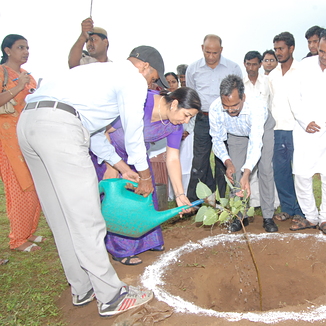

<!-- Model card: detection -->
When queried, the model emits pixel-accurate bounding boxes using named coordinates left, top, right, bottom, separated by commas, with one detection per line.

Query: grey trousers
left=17, top=107, right=125, bottom=303
left=227, top=111, right=275, bottom=219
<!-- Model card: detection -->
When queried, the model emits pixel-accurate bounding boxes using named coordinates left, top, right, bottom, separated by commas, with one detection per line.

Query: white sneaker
left=72, top=288, right=96, bottom=306
left=97, top=285, right=153, bottom=317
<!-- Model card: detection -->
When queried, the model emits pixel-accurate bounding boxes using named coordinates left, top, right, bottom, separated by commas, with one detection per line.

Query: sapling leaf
left=229, top=197, right=234, bottom=207
left=224, top=175, right=234, bottom=189
left=232, top=206, right=240, bottom=215
left=247, top=206, right=255, bottom=217
left=202, top=207, right=218, bottom=225
left=196, top=181, right=212, bottom=199
left=215, top=185, right=220, bottom=202
left=234, top=199, right=242, bottom=208
left=220, top=197, right=229, bottom=207
left=195, top=206, right=208, bottom=222
left=218, top=210, right=229, bottom=223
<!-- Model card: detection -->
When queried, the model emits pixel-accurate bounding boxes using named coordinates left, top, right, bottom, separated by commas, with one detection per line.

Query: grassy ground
left=0, top=182, right=67, bottom=326
left=0, top=174, right=322, bottom=325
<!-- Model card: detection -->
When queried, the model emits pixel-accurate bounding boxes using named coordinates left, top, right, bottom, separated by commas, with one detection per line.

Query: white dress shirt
left=243, top=74, right=270, bottom=108
left=209, top=97, right=268, bottom=172
left=268, top=60, right=299, bottom=130
left=25, top=61, right=149, bottom=171
left=289, top=56, right=326, bottom=176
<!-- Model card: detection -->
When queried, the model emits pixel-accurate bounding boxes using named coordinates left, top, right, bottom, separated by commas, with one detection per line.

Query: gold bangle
left=8, top=89, right=14, bottom=97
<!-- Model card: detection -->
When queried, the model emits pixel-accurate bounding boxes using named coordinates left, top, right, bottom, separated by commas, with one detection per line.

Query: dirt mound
left=161, top=235, right=326, bottom=312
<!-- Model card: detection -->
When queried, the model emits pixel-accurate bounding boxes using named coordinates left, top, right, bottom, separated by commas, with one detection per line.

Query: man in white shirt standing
left=289, top=29, right=326, bottom=232
left=186, top=34, right=242, bottom=202
left=210, top=74, right=277, bottom=232
left=261, top=50, right=278, bottom=76
left=17, top=46, right=168, bottom=317
left=243, top=51, right=270, bottom=209
left=268, top=32, right=304, bottom=223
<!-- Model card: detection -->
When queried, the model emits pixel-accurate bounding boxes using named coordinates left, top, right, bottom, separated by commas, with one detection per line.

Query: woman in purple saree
left=92, top=87, right=201, bottom=265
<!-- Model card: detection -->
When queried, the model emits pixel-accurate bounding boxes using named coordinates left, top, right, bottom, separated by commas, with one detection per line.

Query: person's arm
left=0, top=72, right=30, bottom=106
left=209, top=99, right=230, bottom=166
left=166, top=146, right=192, bottom=215
left=68, top=18, right=93, bottom=69
left=242, top=102, right=267, bottom=172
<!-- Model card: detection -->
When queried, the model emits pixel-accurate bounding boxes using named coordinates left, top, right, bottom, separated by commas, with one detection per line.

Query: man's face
left=202, top=39, right=223, bottom=68
left=308, top=34, right=320, bottom=55
left=318, top=38, right=326, bottom=71
left=86, top=34, right=108, bottom=58
left=178, top=75, right=186, bottom=87
left=143, top=66, right=159, bottom=88
left=274, top=41, right=294, bottom=64
left=244, top=58, right=261, bottom=79
left=221, top=89, right=245, bottom=117
left=262, top=54, right=278, bottom=74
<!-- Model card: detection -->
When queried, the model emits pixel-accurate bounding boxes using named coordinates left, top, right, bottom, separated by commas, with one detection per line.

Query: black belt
left=25, top=101, right=79, bottom=118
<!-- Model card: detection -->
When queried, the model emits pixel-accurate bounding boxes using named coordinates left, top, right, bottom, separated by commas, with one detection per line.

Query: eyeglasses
left=263, top=59, right=276, bottom=62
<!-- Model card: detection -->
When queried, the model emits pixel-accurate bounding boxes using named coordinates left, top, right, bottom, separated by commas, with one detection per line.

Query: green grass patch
left=0, top=182, right=67, bottom=326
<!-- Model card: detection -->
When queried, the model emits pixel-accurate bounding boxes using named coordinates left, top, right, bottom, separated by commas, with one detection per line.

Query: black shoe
left=229, top=218, right=249, bottom=232
left=263, top=218, right=278, bottom=232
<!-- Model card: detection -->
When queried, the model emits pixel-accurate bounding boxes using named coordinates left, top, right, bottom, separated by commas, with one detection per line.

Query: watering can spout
left=99, top=179, right=203, bottom=238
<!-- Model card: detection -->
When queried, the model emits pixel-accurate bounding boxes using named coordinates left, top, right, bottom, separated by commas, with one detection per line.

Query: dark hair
left=176, top=64, right=188, bottom=75
left=203, top=34, right=222, bottom=46
left=305, top=25, right=323, bottom=40
left=1, top=34, right=27, bottom=64
left=164, top=72, right=179, bottom=83
left=262, top=49, right=277, bottom=61
left=320, top=29, right=326, bottom=42
left=160, top=87, right=201, bottom=112
left=273, top=32, right=295, bottom=48
left=244, top=51, right=262, bottom=63
left=220, top=75, right=245, bottom=100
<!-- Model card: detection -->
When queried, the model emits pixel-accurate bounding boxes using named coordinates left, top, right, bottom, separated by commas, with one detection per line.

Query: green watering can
left=99, top=178, right=203, bottom=238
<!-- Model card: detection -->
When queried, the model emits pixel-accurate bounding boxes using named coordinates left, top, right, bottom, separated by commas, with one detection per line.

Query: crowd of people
left=0, top=18, right=325, bottom=317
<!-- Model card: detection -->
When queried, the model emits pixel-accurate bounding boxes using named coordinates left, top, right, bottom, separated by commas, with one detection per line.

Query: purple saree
left=94, top=90, right=182, bottom=257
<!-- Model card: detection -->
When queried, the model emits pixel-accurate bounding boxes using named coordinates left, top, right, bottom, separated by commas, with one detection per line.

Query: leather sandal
left=290, top=215, right=317, bottom=231
left=112, top=255, right=142, bottom=266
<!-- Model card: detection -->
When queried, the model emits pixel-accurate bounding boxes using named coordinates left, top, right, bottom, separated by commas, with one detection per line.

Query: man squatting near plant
left=209, top=74, right=278, bottom=233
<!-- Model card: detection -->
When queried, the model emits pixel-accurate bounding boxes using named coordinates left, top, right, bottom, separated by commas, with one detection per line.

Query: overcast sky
left=0, top=0, right=325, bottom=81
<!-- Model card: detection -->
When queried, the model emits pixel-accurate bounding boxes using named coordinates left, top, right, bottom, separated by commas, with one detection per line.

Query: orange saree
left=0, top=65, right=41, bottom=249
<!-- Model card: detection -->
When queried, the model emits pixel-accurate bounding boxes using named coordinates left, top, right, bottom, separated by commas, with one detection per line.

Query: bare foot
left=14, top=242, right=41, bottom=252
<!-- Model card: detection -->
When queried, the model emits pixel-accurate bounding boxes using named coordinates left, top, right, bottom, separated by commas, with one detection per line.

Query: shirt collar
left=200, top=55, right=227, bottom=69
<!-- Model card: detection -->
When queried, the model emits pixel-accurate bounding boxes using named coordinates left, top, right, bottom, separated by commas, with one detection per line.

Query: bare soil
left=57, top=215, right=326, bottom=325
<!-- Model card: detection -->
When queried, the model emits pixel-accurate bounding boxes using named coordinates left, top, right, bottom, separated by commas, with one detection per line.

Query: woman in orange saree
left=0, top=34, right=42, bottom=252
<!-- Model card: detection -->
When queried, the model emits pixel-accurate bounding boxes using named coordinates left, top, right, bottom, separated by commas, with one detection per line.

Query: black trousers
left=187, top=113, right=226, bottom=202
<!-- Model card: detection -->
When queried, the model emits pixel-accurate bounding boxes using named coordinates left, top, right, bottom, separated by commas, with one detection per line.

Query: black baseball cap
left=129, top=45, right=168, bottom=88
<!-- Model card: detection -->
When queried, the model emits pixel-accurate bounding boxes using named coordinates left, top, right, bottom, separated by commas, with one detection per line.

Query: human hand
left=176, top=194, right=193, bottom=216
left=134, top=178, right=154, bottom=198
left=17, top=72, right=30, bottom=91
left=225, top=159, right=236, bottom=184
left=306, top=121, right=320, bottom=133
left=238, top=173, right=251, bottom=198
left=81, top=17, right=94, bottom=40
left=120, top=170, right=139, bottom=183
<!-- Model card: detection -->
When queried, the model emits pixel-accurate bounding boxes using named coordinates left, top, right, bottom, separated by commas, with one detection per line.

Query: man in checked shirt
left=209, top=74, right=278, bottom=233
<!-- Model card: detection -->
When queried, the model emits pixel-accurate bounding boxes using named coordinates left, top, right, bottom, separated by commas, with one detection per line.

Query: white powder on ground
left=141, top=233, right=326, bottom=323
